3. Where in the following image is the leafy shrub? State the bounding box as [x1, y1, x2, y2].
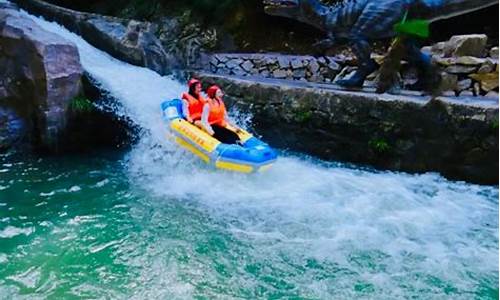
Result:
[369, 138, 391, 154]
[69, 96, 94, 113]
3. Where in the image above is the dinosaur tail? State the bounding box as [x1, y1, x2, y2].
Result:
[419, 0, 498, 22]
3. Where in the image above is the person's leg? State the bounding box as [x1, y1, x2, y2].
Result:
[212, 125, 240, 144]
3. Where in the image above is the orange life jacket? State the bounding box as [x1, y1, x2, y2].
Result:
[182, 92, 205, 121]
[207, 98, 227, 127]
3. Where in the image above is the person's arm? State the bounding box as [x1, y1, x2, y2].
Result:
[223, 111, 231, 125]
[181, 99, 193, 123]
[200, 103, 214, 135]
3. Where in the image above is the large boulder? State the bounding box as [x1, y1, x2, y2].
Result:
[0, 5, 83, 151]
[443, 34, 488, 57]
[12, 0, 178, 75]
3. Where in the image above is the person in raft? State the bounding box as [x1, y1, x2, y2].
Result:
[181, 78, 205, 123]
[199, 85, 241, 144]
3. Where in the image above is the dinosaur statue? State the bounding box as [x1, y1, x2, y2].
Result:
[263, 0, 498, 89]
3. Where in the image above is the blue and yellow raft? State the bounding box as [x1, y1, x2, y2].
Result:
[161, 99, 277, 173]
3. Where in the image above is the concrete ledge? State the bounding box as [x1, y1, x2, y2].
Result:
[197, 73, 499, 184]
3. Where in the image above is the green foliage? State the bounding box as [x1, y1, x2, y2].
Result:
[491, 118, 499, 130]
[369, 138, 391, 154]
[70, 96, 94, 113]
[295, 110, 312, 123]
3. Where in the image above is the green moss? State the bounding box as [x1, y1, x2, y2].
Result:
[491, 118, 499, 130]
[369, 138, 391, 154]
[295, 110, 312, 123]
[69, 96, 94, 113]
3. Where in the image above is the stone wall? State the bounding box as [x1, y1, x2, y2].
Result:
[205, 35, 499, 96]
[197, 73, 499, 185]
[205, 53, 350, 84]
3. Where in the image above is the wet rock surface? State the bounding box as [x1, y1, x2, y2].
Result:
[12, 0, 176, 75]
[0, 4, 83, 151]
[0, 107, 26, 151]
[198, 73, 498, 184]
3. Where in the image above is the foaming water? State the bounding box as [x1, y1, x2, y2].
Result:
[5, 6, 498, 299]
[128, 141, 498, 298]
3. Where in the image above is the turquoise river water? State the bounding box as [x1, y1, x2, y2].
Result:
[0, 3, 498, 299]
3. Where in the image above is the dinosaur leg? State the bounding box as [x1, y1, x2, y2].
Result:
[313, 33, 337, 53]
[405, 39, 440, 91]
[336, 1, 407, 88]
[336, 38, 378, 88]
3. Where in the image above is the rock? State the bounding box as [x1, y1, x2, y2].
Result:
[439, 72, 458, 92]
[277, 57, 290, 69]
[0, 107, 26, 151]
[309, 74, 324, 82]
[292, 68, 306, 78]
[444, 34, 488, 57]
[460, 90, 474, 97]
[309, 61, 320, 74]
[226, 59, 243, 69]
[457, 79, 472, 92]
[421, 46, 433, 55]
[444, 65, 477, 74]
[264, 57, 277, 65]
[434, 57, 456, 66]
[332, 54, 356, 65]
[317, 57, 327, 65]
[272, 69, 287, 78]
[241, 60, 254, 72]
[478, 60, 495, 74]
[0, 6, 83, 151]
[442, 91, 457, 97]
[469, 72, 500, 92]
[209, 56, 218, 66]
[490, 47, 499, 59]
[486, 91, 499, 98]
[431, 41, 446, 56]
[473, 82, 481, 96]
[455, 56, 487, 66]
[214, 54, 229, 64]
[291, 59, 304, 69]
[14, 0, 175, 75]
[327, 60, 341, 71]
[232, 69, 247, 76]
[435, 55, 486, 66]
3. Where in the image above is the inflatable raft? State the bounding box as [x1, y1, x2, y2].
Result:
[161, 99, 277, 173]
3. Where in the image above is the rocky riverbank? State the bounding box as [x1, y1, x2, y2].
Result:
[197, 73, 498, 184]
